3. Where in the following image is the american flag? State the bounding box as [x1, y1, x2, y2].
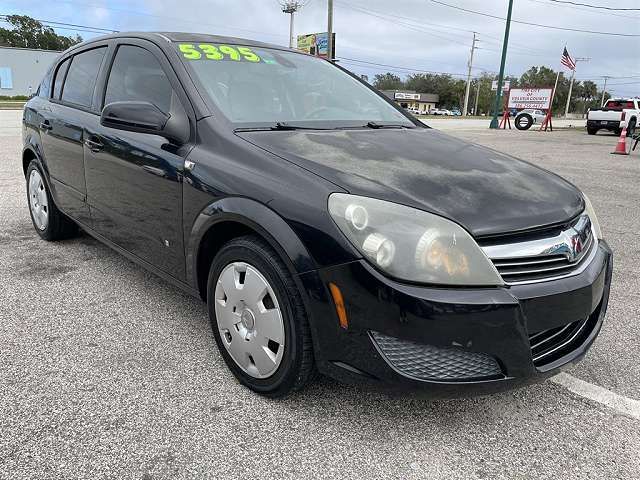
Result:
[561, 47, 576, 71]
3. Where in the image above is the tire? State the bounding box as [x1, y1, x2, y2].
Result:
[626, 119, 636, 137]
[587, 127, 598, 135]
[206, 235, 316, 397]
[614, 128, 622, 136]
[515, 113, 533, 131]
[26, 160, 77, 241]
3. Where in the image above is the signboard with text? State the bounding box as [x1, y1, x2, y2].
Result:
[297, 32, 336, 59]
[491, 80, 510, 91]
[508, 88, 554, 109]
[394, 92, 420, 100]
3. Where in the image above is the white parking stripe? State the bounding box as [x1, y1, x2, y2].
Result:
[551, 373, 640, 421]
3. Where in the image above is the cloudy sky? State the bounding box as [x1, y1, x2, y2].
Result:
[4, 0, 640, 96]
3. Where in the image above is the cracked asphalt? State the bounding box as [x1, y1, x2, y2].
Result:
[1, 109, 639, 479]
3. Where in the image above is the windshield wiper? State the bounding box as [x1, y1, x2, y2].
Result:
[235, 122, 332, 132]
[364, 121, 414, 129]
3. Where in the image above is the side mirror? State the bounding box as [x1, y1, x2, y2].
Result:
[100, 101, 189, 145]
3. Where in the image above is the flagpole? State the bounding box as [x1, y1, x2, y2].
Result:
[551, 70, 560, 111]
[564, 68, 575, 118]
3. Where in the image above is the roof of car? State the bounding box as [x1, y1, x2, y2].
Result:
[66, 31, 288, 54]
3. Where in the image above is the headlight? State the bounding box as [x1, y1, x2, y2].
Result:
[582, 194, 602, 239]
[328, 194, 503, 286]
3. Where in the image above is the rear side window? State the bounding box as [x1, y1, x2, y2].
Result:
[104, 45, 173, 114]
[605, 100, 635, 110]
[38, 66, 54, 98]
[53, 58, 71, 100]
[62, 47, 107, 108]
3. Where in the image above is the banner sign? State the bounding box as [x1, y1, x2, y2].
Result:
[491, 80, 510, 91]
[297, 32, 335, 59]
[508, 88, 554, 109]
[394, 92, 420, 100]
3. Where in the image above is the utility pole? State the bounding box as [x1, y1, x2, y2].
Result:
[474, 77, 481, 116]
[463, 32, 478, 117]
[564, 57, 589, 117]
[281, 1, 301, 49]
[327, 0, 334, 61]
[490, 0, 514, 129]
[601, 76, 610, 106]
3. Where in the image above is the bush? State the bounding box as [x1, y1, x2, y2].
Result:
[0, 95, 29, 101]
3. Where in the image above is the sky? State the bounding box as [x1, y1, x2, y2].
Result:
[3, 0, 640, 97]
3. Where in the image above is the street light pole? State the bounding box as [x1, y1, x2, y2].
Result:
[327, 0, 334, 61]
[564, 57, 589, 117]
[489, 0, 514, 129]
[601, 76, 610, 106]
[282, 1, 300, 49]
[463, 32, 478, 117]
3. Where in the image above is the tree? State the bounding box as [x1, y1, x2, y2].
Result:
[372, 73, 404, 91]
[0, 15, 82, 50]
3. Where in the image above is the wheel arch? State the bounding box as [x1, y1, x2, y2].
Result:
[188, 197, 317, 301]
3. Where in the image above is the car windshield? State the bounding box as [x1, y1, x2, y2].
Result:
[175, 42, 414, 129]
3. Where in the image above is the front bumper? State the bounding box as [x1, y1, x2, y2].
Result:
[299, 241, 613, 397]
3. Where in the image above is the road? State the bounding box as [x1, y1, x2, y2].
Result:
[1, 109, 638, 479]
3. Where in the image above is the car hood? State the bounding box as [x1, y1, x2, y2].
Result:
[236, 128, 584, 237]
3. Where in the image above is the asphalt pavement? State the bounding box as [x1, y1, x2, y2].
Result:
[1, 109, 638, 479]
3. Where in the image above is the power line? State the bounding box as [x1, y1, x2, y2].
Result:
[337, 56, 498, 77]
[545, 0, 640, 11]
[429, 0, 640, 37]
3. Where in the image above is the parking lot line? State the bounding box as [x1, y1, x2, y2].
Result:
[551, 373, 640, 420]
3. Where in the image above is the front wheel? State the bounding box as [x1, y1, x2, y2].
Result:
[207, 235, 316, 397]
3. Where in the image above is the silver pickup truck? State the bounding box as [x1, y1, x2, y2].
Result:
[587, 98, 639, 136]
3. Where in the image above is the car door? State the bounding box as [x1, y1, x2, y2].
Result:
[39, 46, 108, 224]
[84, 40, 194, 279]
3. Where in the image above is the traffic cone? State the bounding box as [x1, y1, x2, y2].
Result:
[612, 112, 629, 155]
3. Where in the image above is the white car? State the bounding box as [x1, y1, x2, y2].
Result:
[431, 108, 451, 116]
[514, 109, 546, 130]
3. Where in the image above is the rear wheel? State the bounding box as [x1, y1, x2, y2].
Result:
[626, 119, 636, 137]
[26, 161, 77, 241]
[207, 235, 315, 397]
[587, 127, 598, 135]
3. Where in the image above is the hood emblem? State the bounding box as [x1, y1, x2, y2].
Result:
[557, 219, 591, 263]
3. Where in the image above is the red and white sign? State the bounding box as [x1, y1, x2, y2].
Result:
[508, 88, 553, 110]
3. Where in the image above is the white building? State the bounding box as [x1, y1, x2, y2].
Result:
[0, 46, 61, 97]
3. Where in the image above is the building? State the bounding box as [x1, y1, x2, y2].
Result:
[0, 46, 61, 97]
[381, 90, 439, 114]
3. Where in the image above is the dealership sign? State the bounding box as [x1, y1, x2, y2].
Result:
[508, 88, 554, 110]
[394, 92, 420, 100]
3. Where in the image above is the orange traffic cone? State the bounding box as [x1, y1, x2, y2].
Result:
[612, 113, 629, 155]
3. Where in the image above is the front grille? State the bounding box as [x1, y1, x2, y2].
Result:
[480, 214, 596, 285]
[528, 317, 592, 368]
[370, 331, 503, 381]
[491, 233, 595, 284]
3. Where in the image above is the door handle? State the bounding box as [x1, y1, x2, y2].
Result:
[39, 120, 52, 131]
[84, 138, 104, 153]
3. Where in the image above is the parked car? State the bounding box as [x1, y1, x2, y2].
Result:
[22, 32, 612, 398]
[514, 109, 547, 130]
[587, 98, 638, 136]
[450, 109, 462, 116]
[431, 108, 451, 116]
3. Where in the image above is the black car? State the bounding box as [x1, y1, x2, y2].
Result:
[22, 33, 612, 398]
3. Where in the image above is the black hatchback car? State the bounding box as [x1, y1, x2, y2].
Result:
[22, 32, 612, 397]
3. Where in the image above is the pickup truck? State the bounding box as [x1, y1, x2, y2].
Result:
[586, 98, 639, 136]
